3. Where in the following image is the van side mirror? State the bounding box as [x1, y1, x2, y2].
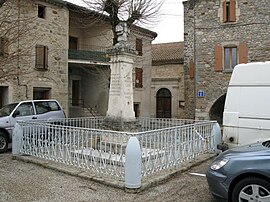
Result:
[12, 110, 20, 117]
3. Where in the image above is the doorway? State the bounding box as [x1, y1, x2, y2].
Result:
[156, 88, 172, 118]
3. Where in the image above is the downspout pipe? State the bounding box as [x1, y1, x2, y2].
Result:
[17, 0, 28, 99]
[193, 0, 197, 119]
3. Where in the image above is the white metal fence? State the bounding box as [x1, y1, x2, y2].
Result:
[12, 117, 219, 187]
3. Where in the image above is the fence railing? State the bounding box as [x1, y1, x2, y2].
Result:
[12, 117, 220, 188]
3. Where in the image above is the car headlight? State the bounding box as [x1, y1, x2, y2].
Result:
[210, 159, 229, 170]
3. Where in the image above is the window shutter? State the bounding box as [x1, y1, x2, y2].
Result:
[36, 45, 44, 68]
[222, 1, 227, 22]
[239, 43, 248, 64]
[230, 0, 236, 22]
[189, 60, 194, 79]
[44, 46, 48, 69]
[3, 38, 9, 56]
[135, 67, 143, 88]
[136, 38, 142, 56]
[0, 38, 4, 56]
[214, 45, 223, 72]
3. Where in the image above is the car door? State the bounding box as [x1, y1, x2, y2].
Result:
[33, 101, 65, 120]
[10, 102, 36, 131]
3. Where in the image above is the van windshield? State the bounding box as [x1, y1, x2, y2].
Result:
[0, 103, 18, 117]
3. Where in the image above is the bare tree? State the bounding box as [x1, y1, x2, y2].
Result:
[82, 0, 164, 45]
[0, 0, 39, 82]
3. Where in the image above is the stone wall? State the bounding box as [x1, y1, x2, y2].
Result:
[184, 0, 270, 121]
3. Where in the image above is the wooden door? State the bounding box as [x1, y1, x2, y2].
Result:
[156, 88, 171, 118]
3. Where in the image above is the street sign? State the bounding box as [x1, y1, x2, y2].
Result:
[198, 90, 205, 98]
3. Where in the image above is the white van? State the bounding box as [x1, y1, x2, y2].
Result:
[220, 61, 270, 149]
[0, 99, 66, 153]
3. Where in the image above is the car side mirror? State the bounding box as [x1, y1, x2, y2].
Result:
[12, 110, 20, 117]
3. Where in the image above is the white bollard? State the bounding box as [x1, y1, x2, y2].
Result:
[12, 123, 23, 156]
[125, 136, 142, 189]
[212, 122, 222, 153]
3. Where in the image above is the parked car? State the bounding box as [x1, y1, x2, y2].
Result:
[206, 140, 270, 202]
[0, 99, 66, 153]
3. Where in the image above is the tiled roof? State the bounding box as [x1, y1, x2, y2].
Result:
[152, 42, 184, 64]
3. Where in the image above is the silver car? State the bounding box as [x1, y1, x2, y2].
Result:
[0, 99, 66, 153]
[206, 141, 270, 202]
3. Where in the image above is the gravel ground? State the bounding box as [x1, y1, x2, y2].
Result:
[0, 150, 216, 202]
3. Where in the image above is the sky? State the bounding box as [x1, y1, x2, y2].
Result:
[66, 0, 184, 44]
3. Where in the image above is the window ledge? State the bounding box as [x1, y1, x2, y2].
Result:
[221, 21, 238, 26]
[223, 69, 233, 73]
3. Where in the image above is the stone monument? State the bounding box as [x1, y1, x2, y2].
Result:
[103, 22, 139, 132]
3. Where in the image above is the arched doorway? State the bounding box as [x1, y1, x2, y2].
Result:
[209, 94, 226, 125]
[156, 88, 172, 118]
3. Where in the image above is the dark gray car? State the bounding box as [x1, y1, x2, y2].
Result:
[206, 141, 270, 202]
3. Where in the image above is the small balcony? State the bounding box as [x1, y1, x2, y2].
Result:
[68, 44, 110, 63]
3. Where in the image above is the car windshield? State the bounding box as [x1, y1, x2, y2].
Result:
[0, 103, 18, 117]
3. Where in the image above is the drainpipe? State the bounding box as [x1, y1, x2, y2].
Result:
[193, 0, 197, 119]
[17, 0, 28, 99]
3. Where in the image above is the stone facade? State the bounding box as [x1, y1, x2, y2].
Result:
[0, 0, 69, 112]
[184, 0, 270, 123]
[151, 42, 185, 118]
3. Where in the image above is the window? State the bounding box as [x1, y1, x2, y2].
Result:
[34, 101, 61, 115]
[224, 47, 237, 70]
[135, 68, 143, 88]
[134, 103, 140, 117]
[69, 36, 78, 50]
[223, 0, 236, 23]
[33, 87, 50, 99]
[35, 45, 48, 70]
[14, 103, 34, 117]
[38, 5, 46, 19]
[136, 38, 142, 56]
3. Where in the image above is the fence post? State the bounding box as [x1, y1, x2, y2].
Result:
[212, 122, 222, 153]
[12, 123, 23, 156]
[125, 136, 141, 190]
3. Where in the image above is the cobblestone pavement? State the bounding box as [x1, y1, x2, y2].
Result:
[0, 150, 216, 202]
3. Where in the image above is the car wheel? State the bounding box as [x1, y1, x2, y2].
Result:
[0, 132, 8, 153]
[232, 177, 270, 202]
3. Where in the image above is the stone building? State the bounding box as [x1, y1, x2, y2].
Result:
[151, 42, 185, 118]
[183, 0, 270, 124]
[0, 0, 157, 117]
[0, 0, 69, 112]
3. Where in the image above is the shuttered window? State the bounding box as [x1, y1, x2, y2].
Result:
[135, 67, 143, 88]
[0, 37, 8, 57]
[223, 0, 236, 23]
[136, 38, 142, 56]
[35, 45, 48, 70]
[189, 60, 194, 79]
[0, 38, 4, 56]
[214, 43, 248, 72]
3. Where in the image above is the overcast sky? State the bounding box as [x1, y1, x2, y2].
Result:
[66, 0, 184, 44]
